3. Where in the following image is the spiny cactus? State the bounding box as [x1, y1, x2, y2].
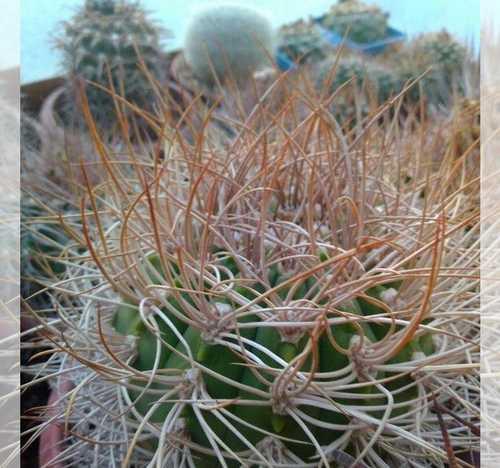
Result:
[21, 196, 72, 311]
[393, 30, 468, 106]
[316, 55, 366, 89]
[55, 0, 167, 125]
[25, 70, 480, 467]
[417, 30, 467, 78]
[184, 4, 274, 85]
[315, 54, 401, 124]
[320, 0, 389, 44]
[278, 19, 327, 65]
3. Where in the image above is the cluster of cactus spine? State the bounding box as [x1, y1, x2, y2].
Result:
[55, 0, 167, 125]
[27, 67, 480, 467]
[320, 0, 389, 44]
[184, 4, 274, 85]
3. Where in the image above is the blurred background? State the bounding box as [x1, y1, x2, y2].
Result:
[22, 0, 480, 84]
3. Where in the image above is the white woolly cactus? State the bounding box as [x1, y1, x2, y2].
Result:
[184, 4, 275, 85]
[25, 66, 479, 467]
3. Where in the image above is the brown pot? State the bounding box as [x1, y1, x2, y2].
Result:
[39, 379, 73, 468]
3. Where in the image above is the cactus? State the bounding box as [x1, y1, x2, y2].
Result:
[315, 54, 401, 124]
[55, 0, 167, 125]
[320, 0, 389, 44]
[21, 196, 72, 311]
[23, 70, 481, 467]
[184, 4, 274, 85]
[278, 19, 327, 65]
[417, 30, 467, 78]
[393, 30, 468, 106]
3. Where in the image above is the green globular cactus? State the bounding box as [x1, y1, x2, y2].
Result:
[110, 248, 433, 466]
[183, 4, 274, 85]
[55, 0, 167, 125]
[278, 19, 327, 65]
[320, 0, 389, 44]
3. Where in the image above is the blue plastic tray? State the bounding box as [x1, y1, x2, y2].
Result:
[276, 51, 298, 71]
[314, 17, 406, 55]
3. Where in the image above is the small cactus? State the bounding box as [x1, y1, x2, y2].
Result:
[315, 54, 401, 123]
[316, 55, 367, 89]
[278, 19, 327, 65]
[394, 30, 468, 106]
[184, 4, 274, 85]
[417, 30, 467, 78]
[55, 0, 168, 125]
[320, 0, 389, 44]
[21, 196, 72, 310]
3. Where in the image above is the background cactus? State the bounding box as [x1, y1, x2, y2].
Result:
[55, 0, 168, 125]
[320, 0, 389, 44]
[21, 197, 71, 310]
[417, 30, 467, 78]
[393, 30, 468, 107]
[277, 19, 327, 65]
[315, 54, 401, 125]
[184, 4, 274, 85]
[24, 69, 479, 466]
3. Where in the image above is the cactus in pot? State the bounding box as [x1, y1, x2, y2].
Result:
[277, 19, 327, 65]
[320, 0, 389, 44]
[24, 67, 479, 467]
[55, 0, 168, 126]
[184, 4, 274, 86]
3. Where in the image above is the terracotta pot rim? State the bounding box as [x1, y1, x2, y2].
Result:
[39, 379, 73, 468]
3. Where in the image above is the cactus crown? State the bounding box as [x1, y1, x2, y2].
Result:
[183, 4, 274, 85]
[56, 0, 167, 125]
[85, 0, 116, 14]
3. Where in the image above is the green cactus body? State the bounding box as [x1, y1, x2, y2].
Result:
[56, 0, 166, 125]
[112, 250, 426, 464]
[320, 0, 389, 44]
[183, 5, 274, 85]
